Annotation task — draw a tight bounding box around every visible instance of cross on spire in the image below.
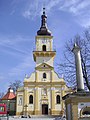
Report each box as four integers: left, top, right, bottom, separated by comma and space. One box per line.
43, 7, 45, 15
41, 7, 47, 28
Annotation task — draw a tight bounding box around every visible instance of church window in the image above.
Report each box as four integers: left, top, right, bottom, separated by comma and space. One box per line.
56, 95, 60, 104
29, 95, 33, 104
42, 45, 46, 51
43, 73, 46, 78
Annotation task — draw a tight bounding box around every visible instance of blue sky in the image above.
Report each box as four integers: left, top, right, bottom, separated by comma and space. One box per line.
0, 0, 90, 93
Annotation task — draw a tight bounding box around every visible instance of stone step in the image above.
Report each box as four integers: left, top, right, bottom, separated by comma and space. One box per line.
31, 115, 57, 118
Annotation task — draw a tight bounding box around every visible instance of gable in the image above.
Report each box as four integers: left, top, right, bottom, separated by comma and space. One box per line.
35, 63, 53, 70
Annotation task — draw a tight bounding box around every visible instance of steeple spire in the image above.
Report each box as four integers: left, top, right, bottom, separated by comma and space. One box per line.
37, 7, 51, 36
41, 7, 47, 28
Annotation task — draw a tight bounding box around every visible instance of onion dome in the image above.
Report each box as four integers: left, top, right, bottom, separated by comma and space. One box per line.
37, 8, 51, 36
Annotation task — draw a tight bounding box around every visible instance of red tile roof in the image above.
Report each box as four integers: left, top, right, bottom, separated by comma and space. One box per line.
1, 88, 16, 100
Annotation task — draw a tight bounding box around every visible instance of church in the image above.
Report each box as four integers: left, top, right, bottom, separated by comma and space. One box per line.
16, 8, 72, 116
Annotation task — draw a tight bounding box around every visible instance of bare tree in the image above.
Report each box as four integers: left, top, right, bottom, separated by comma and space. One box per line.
0, 92, 4, 99
57, 29, 90, 90
9, 80, 22, 93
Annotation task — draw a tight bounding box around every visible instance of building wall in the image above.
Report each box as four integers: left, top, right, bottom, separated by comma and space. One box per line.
38, 70, 51, 82
36, 57, 54, 67
65, 95, 90, 120
16, 83, 67, 115
2, 99, 16, 115
24, 70, 64, 83
36, 37, 52, 51
16, 92, 23, 114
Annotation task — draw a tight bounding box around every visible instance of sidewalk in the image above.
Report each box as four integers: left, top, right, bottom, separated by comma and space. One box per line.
0, 116, 55, 120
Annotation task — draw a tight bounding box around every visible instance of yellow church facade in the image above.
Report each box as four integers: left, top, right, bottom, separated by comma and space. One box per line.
16, 8, 72, 116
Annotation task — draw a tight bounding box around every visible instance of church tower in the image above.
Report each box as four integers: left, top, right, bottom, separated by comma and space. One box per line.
34, 8, 55, 68
33, 8, 56, 80
16, 8, 72, 116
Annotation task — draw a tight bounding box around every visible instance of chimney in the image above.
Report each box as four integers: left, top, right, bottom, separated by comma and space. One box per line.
72, 43, 84, 91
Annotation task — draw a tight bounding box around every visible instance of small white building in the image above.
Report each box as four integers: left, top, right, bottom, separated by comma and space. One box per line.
1, 88, 16, 115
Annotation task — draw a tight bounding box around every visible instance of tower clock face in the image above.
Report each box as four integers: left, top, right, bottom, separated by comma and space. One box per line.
42, 40, 47, 43
41, 38, 50, 44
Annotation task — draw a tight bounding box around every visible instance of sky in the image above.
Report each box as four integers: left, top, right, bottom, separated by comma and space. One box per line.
0, 0, 90, 93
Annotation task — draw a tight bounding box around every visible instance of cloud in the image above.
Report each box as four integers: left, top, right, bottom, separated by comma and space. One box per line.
10, 10, 15, 15
22, 0, 42, 19
0, 34, 35, 91
22, 0, 90, 27
0, 35, 30, 45
22, 0, 62, 19
8, 54, 34, 77
46, 0, 61, 13
78, 17, 90, 28
22, 0, 61, 19
0, 35, 34, 77
59, 0, 90, 16
59, 0, 90, 27
0, 35, 33, 56
0, 75, 5, 81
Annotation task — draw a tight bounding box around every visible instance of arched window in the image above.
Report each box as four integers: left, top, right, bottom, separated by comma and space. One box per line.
42, 45, 46, 51
43, 73, 46, 78
56, 95, 60, 104
29, 95, 33, 104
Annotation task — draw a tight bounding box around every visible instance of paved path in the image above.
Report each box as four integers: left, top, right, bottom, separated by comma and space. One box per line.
0, 117, 56, 120
0, 118, 55, 120
10, 118, 54, 120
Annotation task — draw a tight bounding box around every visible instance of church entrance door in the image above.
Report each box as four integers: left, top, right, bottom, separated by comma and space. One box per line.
42, 104, 48, 115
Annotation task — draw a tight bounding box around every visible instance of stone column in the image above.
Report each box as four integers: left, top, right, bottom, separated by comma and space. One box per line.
72, 43, 84, 91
